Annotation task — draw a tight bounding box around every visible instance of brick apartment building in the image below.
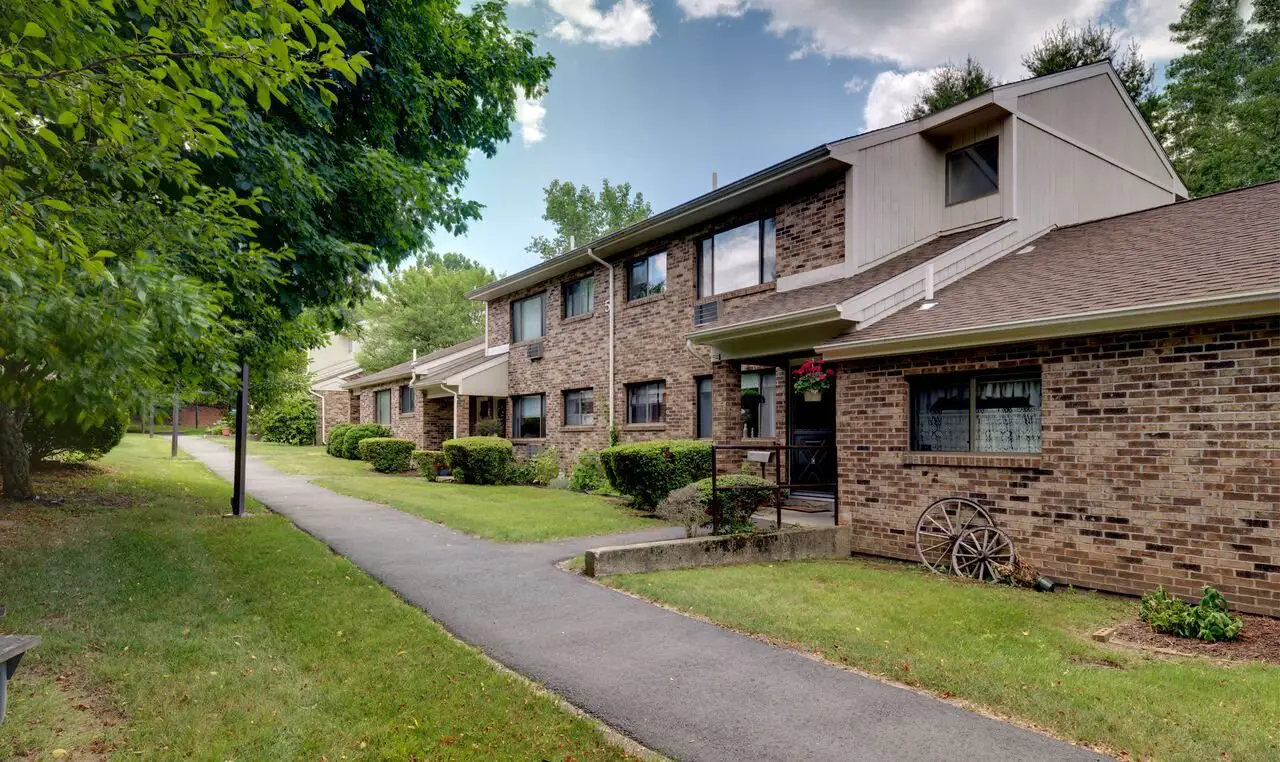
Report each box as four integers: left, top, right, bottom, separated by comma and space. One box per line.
324, 63, 1279, 615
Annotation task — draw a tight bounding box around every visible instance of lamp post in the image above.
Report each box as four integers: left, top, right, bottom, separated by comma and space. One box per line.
230, 361, 249, 516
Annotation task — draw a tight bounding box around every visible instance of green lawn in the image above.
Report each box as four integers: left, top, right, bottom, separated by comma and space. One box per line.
0, 436, 630, 760
218, 439, 666, 542
606, 559, 1279, 762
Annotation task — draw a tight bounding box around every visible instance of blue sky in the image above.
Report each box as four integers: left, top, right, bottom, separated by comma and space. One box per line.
435, 1, 1184, 277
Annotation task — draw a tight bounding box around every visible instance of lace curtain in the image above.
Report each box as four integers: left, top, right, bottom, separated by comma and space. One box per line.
975, 378, 1041, 453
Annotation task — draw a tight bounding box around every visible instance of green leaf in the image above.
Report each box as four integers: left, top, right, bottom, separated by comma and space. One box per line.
256, 83, 271, 111
56, 111, 77, 126
349, 0, 365, 12
40, 198, 72, 211
22, 21, 45, 38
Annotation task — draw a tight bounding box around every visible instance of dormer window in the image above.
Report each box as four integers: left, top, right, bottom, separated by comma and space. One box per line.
946, 137, 999, 206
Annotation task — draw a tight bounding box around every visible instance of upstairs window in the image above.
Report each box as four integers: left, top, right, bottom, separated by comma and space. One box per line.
910, 371, 1041, 453
563, 276, 594, 318
946, 137, 999, 206
513, 394, 545, 439
563, 388, 595, 426
698, 217, 776, 297
399, 385, 415, 414
626, 381, 665, 424
628, 252, 667, 301
511, 293, 546, 342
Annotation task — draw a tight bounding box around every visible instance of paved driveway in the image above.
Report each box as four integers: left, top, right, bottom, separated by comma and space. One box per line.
180, 437, 1108, 762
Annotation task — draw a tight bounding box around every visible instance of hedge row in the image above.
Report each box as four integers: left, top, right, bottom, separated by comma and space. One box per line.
600, 439, 712, 509
358, 437, 416, 473
326, 423, 392, 460
441, 436, 513, 484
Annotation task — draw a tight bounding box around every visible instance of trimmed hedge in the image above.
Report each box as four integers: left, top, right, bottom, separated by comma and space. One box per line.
600, 439, 712, 510
337, 423, 392, 460
326, 423, 353, 457
358, 437, 416, 473
442, 436, 513, 485
412, 449, 447, 481
694, 474, 777, 533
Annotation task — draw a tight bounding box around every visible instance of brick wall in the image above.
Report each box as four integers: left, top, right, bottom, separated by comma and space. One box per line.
350, 380, 453, 449
834, 318, 1279, 616
486, 172, 845, 474
316, 391, 349, 444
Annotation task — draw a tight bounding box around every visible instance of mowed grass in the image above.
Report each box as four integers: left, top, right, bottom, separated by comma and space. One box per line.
216, 438, 667, 542
0, 436, 631, 760
606, 559, 1280, 762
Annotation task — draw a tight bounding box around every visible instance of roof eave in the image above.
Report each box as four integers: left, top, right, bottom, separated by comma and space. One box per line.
688, 303, 845, 344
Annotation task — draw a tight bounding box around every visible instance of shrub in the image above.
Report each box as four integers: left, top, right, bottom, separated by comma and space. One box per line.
600, 439, 712, 510
358, 437, 416, 473
693, 474, 776, 533
531, 448, 560, 486
475, 418, 502, 437
1140, 586, 1244, 643
326, 424, 353, 457
412, 449, 447, 481
568, 449, 605, 493
257, 395, 318, 446
442, 436, 513, 485
503, 458, 535, 485
337, 423, 392, 460
656, 484, 708, 538
24, 408, 128, 464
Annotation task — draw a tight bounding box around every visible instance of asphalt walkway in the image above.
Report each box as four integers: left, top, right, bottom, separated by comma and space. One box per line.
179, 437, 1107, 762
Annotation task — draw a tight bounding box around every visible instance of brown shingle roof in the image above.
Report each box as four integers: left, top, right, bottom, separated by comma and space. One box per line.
344, 336, 484, 389
697, 223, 1006, 332
834, 181, 1280, 346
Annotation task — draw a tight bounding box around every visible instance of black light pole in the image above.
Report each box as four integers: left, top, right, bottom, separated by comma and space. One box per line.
171, 388, 179, 458
230, 361, 249, 516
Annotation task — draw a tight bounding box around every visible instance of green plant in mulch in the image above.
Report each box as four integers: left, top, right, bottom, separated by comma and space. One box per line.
1140, 586, 1244, 642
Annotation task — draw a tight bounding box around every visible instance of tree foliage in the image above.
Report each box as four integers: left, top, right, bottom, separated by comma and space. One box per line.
1158, 0, 1280, 196
526, 179, 652, 260
1022, 21, 1157, 119
907, 57, 999, 119
355, 253, 495, 372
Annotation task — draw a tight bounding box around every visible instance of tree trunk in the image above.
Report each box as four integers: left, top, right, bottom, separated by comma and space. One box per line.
0, 403, 34, 500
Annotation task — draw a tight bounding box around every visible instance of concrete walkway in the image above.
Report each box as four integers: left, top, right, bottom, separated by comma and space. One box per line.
179, 437, 1107, 762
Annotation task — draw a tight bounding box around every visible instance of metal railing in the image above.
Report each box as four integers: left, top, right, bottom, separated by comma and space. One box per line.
710, 442, 839, 530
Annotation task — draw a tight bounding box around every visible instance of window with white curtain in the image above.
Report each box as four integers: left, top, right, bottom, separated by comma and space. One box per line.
910, 372, 1040, 453
563, 388, 594, 426
626, 381, 665, 424
740, 370, 776, 438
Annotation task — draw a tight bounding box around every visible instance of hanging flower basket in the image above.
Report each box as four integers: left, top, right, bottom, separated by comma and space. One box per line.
793, 360, 832, 402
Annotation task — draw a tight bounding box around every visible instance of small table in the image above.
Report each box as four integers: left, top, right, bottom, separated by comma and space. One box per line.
0, 634, 41, 724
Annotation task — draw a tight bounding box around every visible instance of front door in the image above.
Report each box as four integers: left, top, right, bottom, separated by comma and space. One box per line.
788, 362, 836, 496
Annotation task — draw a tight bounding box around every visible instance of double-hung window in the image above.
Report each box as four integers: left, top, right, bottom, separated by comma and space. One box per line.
374, 390, 392, 426
513, 394, 546, 439
626, 381, 665, 424
563, 389, 595, 426
910, 371, 1041, 453
945, 137, 999, 205
511, 293, 546, 342
740, 370, 777, 438
627, 252, 667, 301
563, 276, 594, 318
399, 385, 415, 414
697, 217, 776, 297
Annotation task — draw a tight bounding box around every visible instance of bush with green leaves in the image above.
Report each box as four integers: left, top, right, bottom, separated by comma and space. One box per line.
442, 436, 513, 485
530, 447, 560, 486
358, 437, 416, 473
326, 424, 353, 457
503, 458, 535, 485
24, 408, 128, 464
257, 395, 318, 446
568, 449, 605, 493
337, 424, 392, 460
1140, 586, 1244, 643
411, 449, 447, 481
656, 484, 709, 538
475, 418, 503, 437
693, 474, 776, 533
600, 439, 712, 510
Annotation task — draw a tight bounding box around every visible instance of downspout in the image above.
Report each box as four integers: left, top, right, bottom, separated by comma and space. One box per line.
309, 389, 326, 444
441, 382, 459, 439
685, 339, 712, 368
585, 247, 616, 428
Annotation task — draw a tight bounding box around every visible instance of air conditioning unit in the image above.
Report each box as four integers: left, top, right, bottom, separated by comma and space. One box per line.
526, 342, 544, 360
693, 300, 719, 326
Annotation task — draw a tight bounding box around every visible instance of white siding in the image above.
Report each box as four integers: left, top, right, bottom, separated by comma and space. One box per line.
1017, 121, 1177, 232
1017, 74, 1174, 184
853, 134, 942, 269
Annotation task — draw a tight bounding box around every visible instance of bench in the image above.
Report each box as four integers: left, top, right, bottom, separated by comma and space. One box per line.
1, 632, 41, 724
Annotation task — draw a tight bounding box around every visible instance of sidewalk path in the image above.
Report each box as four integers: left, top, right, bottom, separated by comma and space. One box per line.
179, 437, 1107, 762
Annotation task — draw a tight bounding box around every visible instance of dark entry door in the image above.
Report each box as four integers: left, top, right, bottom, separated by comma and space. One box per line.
789, 371, 836, 496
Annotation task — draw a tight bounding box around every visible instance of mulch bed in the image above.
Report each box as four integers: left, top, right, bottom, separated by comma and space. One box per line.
1110, 613, 1280, 664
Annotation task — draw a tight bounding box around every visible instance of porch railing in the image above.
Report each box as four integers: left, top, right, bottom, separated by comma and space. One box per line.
710, 442, 839, 531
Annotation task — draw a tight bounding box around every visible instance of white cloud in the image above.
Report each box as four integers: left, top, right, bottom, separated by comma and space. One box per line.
843, 76, 869, 94
862, 69, 940, 130
514, 87, 547, 145
676, 1, 1185, 80
546, 0, 656, 47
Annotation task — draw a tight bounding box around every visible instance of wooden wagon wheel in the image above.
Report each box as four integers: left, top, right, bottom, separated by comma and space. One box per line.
914, 497, 993, 574
950, 525, 1015, 582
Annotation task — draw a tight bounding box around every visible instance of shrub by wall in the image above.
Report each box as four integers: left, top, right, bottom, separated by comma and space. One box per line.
337, 424, 392, 460
326, 424, 353, 457
568, 449, 605, 493
693, 474, 776, 533
531, 447, 559, 486
442, 436, 513, 485
257, 395, 318, 446
600, 439, 712, 510
412, 449, 447, 481
358, 437, 416, 473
